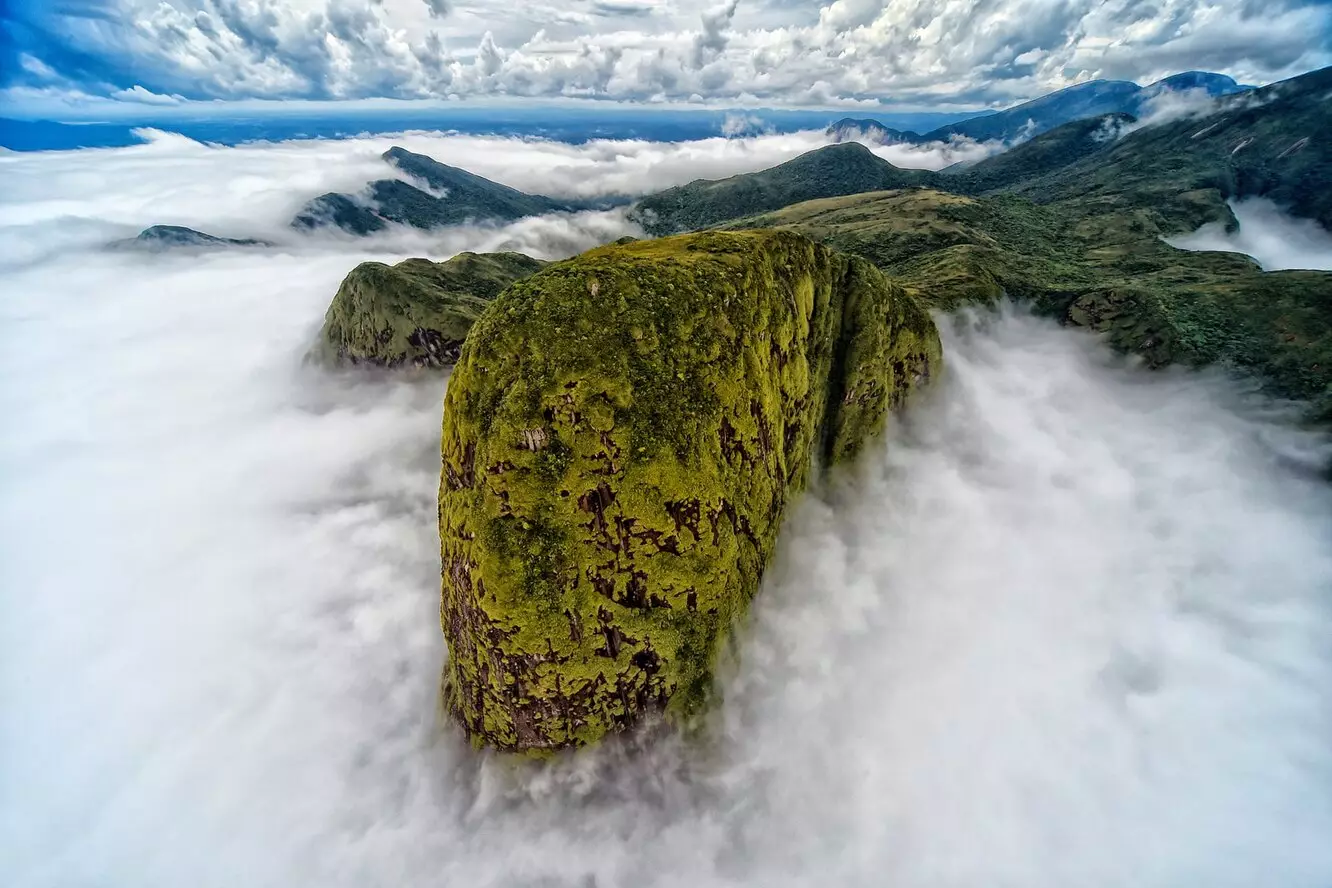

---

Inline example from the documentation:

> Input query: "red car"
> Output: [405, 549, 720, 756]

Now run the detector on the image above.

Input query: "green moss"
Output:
[438, 230, 941, 753]
[738, 187, 1332, 420]
[313, 251, 546, 368]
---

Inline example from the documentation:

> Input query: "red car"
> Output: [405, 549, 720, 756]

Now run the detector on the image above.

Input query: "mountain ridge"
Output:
[828, 70, 1247, 146]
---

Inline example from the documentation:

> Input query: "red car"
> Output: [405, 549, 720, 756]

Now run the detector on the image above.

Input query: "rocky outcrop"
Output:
[437, 230, 942, 752]
[313, 251, 546, 368]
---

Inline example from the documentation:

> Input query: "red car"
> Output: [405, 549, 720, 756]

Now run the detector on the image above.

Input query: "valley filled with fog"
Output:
[4, 131, 1332, 888]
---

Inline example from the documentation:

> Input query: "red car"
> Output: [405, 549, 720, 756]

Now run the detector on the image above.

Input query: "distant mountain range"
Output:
[291, 146, 596, 234]
[117, 146, 602, 246]
[643, 67, 1325, 235]
[827, 71, 1250, 146]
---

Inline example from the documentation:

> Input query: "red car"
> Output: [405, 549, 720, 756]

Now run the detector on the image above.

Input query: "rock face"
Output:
[438, 230, 942, 752]
[314, 251, 546, 368]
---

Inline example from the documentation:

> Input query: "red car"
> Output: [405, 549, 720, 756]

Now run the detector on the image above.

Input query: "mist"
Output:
[0, 126, 984, 266]
[1167, 198, 1332, 271]
[4, 136, 1332, 888]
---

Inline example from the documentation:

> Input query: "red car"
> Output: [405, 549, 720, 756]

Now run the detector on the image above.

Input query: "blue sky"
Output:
[3, 0, 1330, 118]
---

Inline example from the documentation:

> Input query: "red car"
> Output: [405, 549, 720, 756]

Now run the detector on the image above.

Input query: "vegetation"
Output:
[631, 65, 1332, 419]
[313, 251, 546, 368]
[437, 230, 941, 752]
[631, 143, 932, 235]
[992, 66, 1332, 231]
[292, 146, 579, 234]
[736, 186, 1332, 420]
[829, 71, 1245, 146]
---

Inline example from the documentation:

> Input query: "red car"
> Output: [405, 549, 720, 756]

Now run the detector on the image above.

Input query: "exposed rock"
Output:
[313, 251, 546, 368]
[438, 230, 942, 752]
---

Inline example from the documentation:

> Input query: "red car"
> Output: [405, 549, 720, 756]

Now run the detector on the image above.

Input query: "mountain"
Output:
[938, 114, 1134, 193]
[437, 230, 940, 752]
[642, 65, 1332, 419]
[643, 69, 1308, 238]
[926, 79, 1145, 143]
[631, 142, 931, 235]
[1131, 71, 1249, 111]
[292, 146, 578, 234]
[112, 224, 271, 251]
[420, 66, 1331, 755]
[725, 181, 1332, 421]
[382, 147, 573, 219]
[313, 251, 546, 368]
[970, 65, 1332, 232]
[828, 71, 1248, 146]
[824, 118, 924, 145]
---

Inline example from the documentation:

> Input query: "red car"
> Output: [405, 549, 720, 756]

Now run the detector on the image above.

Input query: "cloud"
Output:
[2, 0, 1329, 107]
[719, 110, 768, 137]
[691, 0, 739, 69]
[422, 0, 452, 17]
[0, 124, 989, 270]
[5, 127, 1332, 888]
[1167, 197, 1332, 271]
[109, 84, 185, 104]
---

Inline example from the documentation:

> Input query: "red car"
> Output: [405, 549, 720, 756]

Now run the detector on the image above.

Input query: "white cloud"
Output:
[4, 128, 1332, 888]
[110, 85, 186, 105]
[1168, 198, 1332, 271]
[9, 0, 1331, 107]
[0, 125, 990, 267]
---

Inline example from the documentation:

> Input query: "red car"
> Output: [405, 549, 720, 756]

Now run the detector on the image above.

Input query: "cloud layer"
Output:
[3, 0, 1330, 109]
[0, 124, 985, 272]
[5, 134, 1332, 887]
[1168, 198, 1332, 272]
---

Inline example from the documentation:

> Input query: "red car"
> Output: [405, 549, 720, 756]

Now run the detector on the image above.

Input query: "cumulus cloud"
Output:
[691, 0, 740, 69]
[1168, 198, 1332, 271]
[2, 0, 1329, 106]
[5, 130, 1332, 888]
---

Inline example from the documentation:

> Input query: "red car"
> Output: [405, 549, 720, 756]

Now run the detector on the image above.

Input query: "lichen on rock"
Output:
[313, 251, 546, 369]
[438, 230, 941, 753]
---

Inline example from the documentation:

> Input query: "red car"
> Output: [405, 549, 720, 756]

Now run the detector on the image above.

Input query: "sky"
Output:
[2, 0, 1330, 118]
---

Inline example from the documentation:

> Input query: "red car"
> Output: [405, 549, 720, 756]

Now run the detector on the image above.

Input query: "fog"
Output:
[0, 126, 984, 266]
[4, 136, 1332, 888]
[1167, 198, 1332, 271]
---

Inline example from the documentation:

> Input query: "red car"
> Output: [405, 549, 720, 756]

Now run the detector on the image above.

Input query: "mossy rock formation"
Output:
[314, 251, 546, 368]
[438, 230, 942, 752]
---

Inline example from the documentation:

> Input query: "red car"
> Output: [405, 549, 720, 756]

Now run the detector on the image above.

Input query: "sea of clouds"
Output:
[1168, 198, 1332, 271]
[3, 130, 1332, 888]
